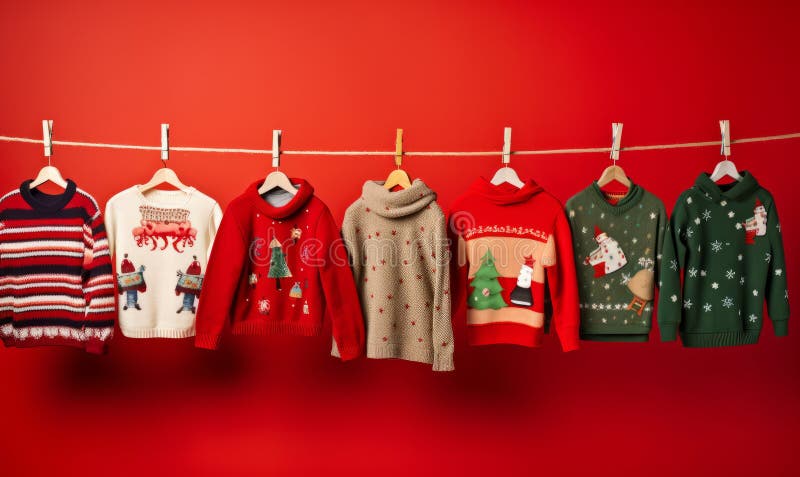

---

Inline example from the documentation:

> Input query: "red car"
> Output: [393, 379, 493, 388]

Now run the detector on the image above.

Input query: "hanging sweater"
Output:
[338, 180, 454, 371]
[194, 179, 365, 361]
[449, 177, 580, 351]
[658, 172, 790, 347]
[104, 186, 222, 338]
[566, 181, 667, 341]
[0, 180, 115, 353]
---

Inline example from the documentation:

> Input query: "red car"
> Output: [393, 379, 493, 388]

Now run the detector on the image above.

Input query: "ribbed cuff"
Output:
[195, 333, 221, 350]
[336, 343, 362, 361]
[84, 338, 107, 355]
[559, 327, 580, 352]
[773, 320, 789, 337]
[660, 322, 678, 342]
[432, 351, 454, 372]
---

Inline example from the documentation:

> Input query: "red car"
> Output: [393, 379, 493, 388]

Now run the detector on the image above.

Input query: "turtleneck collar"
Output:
[361, 179, 437, 218]
[588, 180, 644, 215]
[694, 171, 759, 202]
[246, 178, 315, 219]
[468, 176, 544, 205]
[20, 179, 77, 212]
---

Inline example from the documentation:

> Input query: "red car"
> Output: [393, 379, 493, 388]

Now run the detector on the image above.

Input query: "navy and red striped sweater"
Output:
[0, 180, 115, 354]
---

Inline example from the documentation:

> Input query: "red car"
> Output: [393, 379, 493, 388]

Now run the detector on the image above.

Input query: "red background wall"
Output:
[1, 1, 798, 475]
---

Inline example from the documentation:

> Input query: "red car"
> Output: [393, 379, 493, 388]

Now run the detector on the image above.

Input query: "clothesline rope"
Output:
[0, 132, 799, 157]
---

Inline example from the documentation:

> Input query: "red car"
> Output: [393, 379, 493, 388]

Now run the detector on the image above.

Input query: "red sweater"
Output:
[194, 179, 365, 360]
[448, 177, 580, 351]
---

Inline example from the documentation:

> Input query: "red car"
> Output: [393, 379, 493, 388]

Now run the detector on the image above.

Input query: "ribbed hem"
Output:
[680, 330, 760, 348]
[659, 322, 679, 342]
[557, 326, 580, 352]
[195, 333, 222, 350]
[336, 343, 362, 361]
[432, 351, 454, 372]
[773, 320, 789, 337]
[581, 333, 649, 343]
[121, 327, 195, 339]
[231, 320, 323, 337]
[467, 322, 544, 347]
[84, 338, 107, 355]
[367, 342, 437, 367]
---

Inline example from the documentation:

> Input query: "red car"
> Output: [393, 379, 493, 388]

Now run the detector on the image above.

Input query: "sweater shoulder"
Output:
[0, 188, 22, 208]
[564, 186, 592, 210]
[73, 187, 102, 219]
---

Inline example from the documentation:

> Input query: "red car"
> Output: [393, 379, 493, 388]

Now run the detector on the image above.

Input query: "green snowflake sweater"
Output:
[566, 182, 667, 342]
[658, 172, 789, 347]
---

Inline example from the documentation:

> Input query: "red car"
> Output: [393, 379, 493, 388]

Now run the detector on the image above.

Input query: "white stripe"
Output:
[83, 283, 115, 293]
[0, 274, 83, 284]
[87, 307, 116, 313]
[76, 188, 101, 214]
[89, 296, 116, 306]
[93, 250, 110, 258]
[0, 240, 84, 252]
[0, 225, 84, 235]
[2, 250, 84, 259]
[0, 190, 20, 203]
[0, 294, 87, 306]
[0, 281, 83, 291]
[0, 305, 88, 313]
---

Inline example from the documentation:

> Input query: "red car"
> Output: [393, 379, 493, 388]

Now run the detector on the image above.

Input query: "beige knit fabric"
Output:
[335, 179, 454, 371]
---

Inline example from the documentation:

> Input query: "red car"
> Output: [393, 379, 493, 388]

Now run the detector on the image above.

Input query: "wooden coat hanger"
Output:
[30, 120, 68, 190]
[383, 129, 412, 190]
[709, 120, 742, 183]
[258, 130, 298, 195]
[138, 124, 192, 193]
[490, 127, 524, 188]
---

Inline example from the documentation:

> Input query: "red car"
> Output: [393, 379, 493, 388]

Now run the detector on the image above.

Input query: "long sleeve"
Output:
[446, 210, 469, 327]
[431, 212, 454, 371]
[194, 207, 248, 350]
[206, 202, 223, 260]
[545, 209, 580, 352]
[317, 207, 364, 361]
[766, 201, 789, 336]
[657, 199, 688, 341]
[82, 207, 116, 354]
[654, 201, 668, 286]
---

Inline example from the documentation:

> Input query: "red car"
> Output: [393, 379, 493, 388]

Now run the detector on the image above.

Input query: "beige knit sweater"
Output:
[336, 180, 454, 371]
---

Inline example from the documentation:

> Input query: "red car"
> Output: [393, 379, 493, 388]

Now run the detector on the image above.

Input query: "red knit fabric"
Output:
[194, 179, 365, 360]
[186, 260, 201, 275]
[120, 258, 135, 273]
[448, 177, 580, 352]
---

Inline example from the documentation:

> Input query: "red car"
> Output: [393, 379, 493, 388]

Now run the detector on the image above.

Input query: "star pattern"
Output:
[703, 303, 712, 312]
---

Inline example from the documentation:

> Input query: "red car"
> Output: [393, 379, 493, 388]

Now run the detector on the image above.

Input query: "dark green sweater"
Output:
[658, 172, 790, 347]
[566, 182, 667, 342]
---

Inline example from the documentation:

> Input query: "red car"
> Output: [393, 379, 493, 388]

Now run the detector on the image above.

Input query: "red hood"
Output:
[469, 176, 544, 205]
[246, 178, 315, 219]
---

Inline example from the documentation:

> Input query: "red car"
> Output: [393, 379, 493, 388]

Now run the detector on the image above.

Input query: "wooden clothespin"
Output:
[719, 119, 731, 157]
[272, 129, 282, 169]
[42, 119, 53, 158]
[161, 123, 170, 161]
[502, 127, 512, 164]
[395, 128, 403, 167]
[610, 123, 623, 162]
[384, 128, 411, 190]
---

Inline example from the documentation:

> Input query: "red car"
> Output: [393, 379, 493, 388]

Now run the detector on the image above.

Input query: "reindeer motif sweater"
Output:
[658, 172, 789, 347]
[194, 179, 365, 361]
[566, 182, 667, 342]
[0, 180, 115, 353]
[104, 186, 222, 338]
[449, 177, 580, 351]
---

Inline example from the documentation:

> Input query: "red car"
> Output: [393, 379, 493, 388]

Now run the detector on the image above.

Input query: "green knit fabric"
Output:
[566, 181, 667, 341]
[658, 172, 790, 347]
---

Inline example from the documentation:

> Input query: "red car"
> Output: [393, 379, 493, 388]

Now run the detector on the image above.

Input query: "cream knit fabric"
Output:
[337, 180, 454, 371]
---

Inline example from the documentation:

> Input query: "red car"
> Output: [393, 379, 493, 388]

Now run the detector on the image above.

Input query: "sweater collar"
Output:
[694, 171, 759, 201]
[468, 176, 544, 205]
[20, 179, 77, 212]
[588, 180, 644, 215]
[362, 179, 436, 218]
[246, 178, 314, 219]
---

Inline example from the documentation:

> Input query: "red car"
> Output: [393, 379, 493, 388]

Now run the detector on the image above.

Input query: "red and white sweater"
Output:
[194, 179, 365, 360]
[0, 180, 115, 353]
[448, 177, 580, 351]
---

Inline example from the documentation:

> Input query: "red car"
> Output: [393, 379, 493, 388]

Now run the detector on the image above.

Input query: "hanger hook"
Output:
[161, 158, 167, 169]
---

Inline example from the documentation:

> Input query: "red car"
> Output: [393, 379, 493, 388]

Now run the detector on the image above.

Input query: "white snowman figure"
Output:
[744, 198, 768, 244]
[510, 255, 535, 306]
[584, 225, 627, 277]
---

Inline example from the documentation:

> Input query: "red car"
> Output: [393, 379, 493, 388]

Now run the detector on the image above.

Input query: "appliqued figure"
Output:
[509, 255, 535, 306]
[175, 255, 204, 314]
[117, 253, 146, 310]
[584, 225, 627, 277]
[743, 198, 768, 245]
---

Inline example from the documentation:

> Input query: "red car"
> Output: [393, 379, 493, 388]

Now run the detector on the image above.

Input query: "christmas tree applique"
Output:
[469, 250, 507, 310]
[268, 237, 292, 290]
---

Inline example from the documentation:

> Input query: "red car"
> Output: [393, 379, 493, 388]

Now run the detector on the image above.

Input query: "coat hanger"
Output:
[597, 123, 631, 202]
[709, 120, 742, 183]
[258, 130, 298, 195]
[138, 124, 192, 194]
[383, 129, 412, 190]
[29, 120, 68, 190]
[490, 127, 524, 188]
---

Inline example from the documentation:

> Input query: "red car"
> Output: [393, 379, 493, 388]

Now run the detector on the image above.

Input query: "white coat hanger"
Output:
[383, 128, 412, 190]
[597, 123, 631, 188]
[258, 130, 298, 195]
[490, 127, 524, 188]
[709, 120, 742, 182]
[138, 124, 192, 193]
[30, 119, 68, 189]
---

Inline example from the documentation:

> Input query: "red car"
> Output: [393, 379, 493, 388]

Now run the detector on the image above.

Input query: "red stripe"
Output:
[1, 218, 86, 228]
[1, 255, 83, 267]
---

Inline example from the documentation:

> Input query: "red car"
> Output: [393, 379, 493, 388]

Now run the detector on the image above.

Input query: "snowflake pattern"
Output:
[735, 222, 742, 230]
[775, 269, 783, 276]
[638, 257, 655, 270]
[670, 259, 678, 271]
[752, 289, 759, 296]
[749, 314, 758, 323]
[694, 217, 701, 225]
[683, 299, 693, 310]
[740, 276, 745, 285]
[688, 267, 698, 278]
[711, 282, 719, 290]
[687, 197, 693, 204]
[722, 296, 734, 308]
[728, 211, 735, 218]
[702, 209, 712, 221]
[650, 212, 657, 220]
[700, 270, 707, 277]
[720, 200, 727, 207]
[582, 226, 588, 234]
[703, 303, 712, 312]
[686, 227, 694, 238]
[711, 240, 723, 252]
[620, 273, 632, 285]
[765, 253, 772, 263]
[725, 269, 736, 280]
[670, 295, 678, 303]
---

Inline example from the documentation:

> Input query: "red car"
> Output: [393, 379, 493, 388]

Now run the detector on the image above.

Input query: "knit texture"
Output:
[194, 179, 365, 360]
[105, 186, 222, 339]
[449, 177, 580, 351]
[0, 180, 115, 353]
[339, 180, 454, 371]
[566, 181, 667, 342]
[658, 172, 789, 347]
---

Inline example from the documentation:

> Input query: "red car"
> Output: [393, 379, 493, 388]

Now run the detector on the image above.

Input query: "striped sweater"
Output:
[0, 180, 116, 353]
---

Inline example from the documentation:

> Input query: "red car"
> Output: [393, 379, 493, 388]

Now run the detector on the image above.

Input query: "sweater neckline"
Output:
[134, 185, 196, 209]
[693, 171, 759, 201]
[20, 179, 77, 212]
[588, 180, 643, 215]
[246, 178, 315, 219]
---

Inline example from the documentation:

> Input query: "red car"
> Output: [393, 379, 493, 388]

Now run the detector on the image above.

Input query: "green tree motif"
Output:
[268, 237, 292, 290]
[469, 250, 506, 310]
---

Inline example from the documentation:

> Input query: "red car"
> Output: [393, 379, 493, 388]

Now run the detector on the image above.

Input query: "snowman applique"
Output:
[584, 225, 627, 278]
[743, 198, 768, 245]
[510, 255, 535, 306]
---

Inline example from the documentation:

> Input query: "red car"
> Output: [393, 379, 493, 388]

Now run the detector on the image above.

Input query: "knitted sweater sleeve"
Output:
[766, 200, 789, 336]
[431, 212, 454, 371]
[206, 202, 223, 260]
[194, 205, 248, 350]
[318, 207, 365, 361]
[82, 206, 116, 354]
[657, 197, 688, 341]
[654, 200, 668, 286]
[446, 209, 469, 329]
[546, 209, 580, 352]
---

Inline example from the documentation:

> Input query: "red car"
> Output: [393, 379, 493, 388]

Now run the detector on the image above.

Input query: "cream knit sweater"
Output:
[337, 180, 454, 371]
